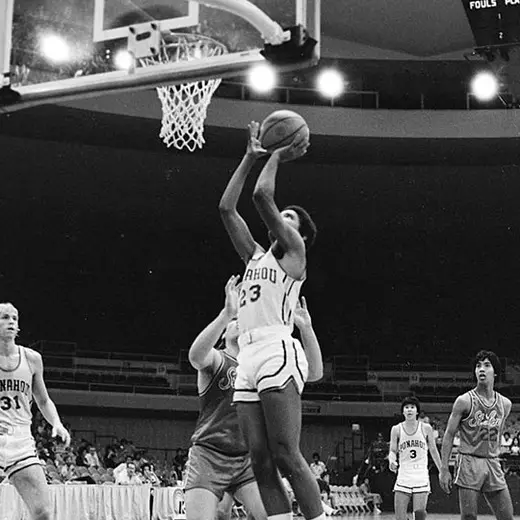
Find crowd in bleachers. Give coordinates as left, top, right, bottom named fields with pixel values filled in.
left=1, top=410, right=190, bottom=487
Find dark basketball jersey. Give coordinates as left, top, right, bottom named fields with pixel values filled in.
left=190, top=351, right=247, bottom=456
left=458, top=389, right=506, bottom=458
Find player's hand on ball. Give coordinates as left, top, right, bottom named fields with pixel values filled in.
left=439, top=468, right=452, bottom=494
left=246, top=121, right=268, bottom=159
left=294, top=296, right=312, bottom=330
left=224, top=275, right=240, bottom=319
left=52, top=423, right=71, bottom=447
left=274, top=135, right=310, bottom=163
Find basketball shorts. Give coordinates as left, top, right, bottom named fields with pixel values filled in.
left=184, top=444, right=255, bottom=500
left=0, top=423, right=40, bottom=478
left=454, top=453, right=507, bottom=492
left=234, top=327, right=309, bottom=403
left=394, top=468, right=430, bottom=494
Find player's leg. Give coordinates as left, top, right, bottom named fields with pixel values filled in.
left=394, top=491, right=411, bottom=520
left=411, top=491, right=429, bottom=520
left=236, top=401, right=291, bottom=518
left=484, top=488, right=514, bottom=520
left=260, top=380, right=323, bottom=520
left=9, top=464, right=51, bottom=520
left=185, top=488, right=220, bottom=520
left=217, top=492, right=235, bottom=520
left=234, top=480, right=268, bottom=520
left=458, top=488, right=480, bottom=520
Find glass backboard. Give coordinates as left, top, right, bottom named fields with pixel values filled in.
left=0, top=0, right=319, bottom=112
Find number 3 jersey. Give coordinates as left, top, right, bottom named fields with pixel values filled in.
left=0, top=346, right=33, bottom=428
left=238, top=246, right=304, bottom=335
left=458, top=390, right=507, bottom=458
left=396, top=421, right=429, bottom=486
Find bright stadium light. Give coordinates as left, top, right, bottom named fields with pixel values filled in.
left=40, top=34, right=71, bottom=63
left=316, top=68, right=345, bottom=98
left=114, top=49, right=135, bottom=71
left=471, top=71, right=499, bottom=101
left=248, top=63, right=277, bottom=93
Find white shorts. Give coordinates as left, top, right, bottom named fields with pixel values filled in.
left=234, top=326, right=309, bottom=403
left=394, top=471, right=430, bottom=494
left=0, top=423, right=40, bottom=478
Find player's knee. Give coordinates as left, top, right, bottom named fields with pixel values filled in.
left=272, top=446, right=304, bottom=476
left=250, top=449, right=277, bottom=480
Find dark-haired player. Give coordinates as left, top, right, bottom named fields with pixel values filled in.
left=440, top=350, right=513, bottom=520
left=389, top=396, right=441, bottom=520
left=185, top=276, right=323, bottom=520
left=219, top=122, right=324, bottom=520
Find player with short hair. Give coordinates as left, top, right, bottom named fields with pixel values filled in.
left=219, top=122, right=324, bottom=520
left=186, top=275, right=323, bottom=520
left=439, top=350, right=513, bottom=520
left=389, top=396, right=441, bottom=520
left=0, top=302, right=70, bottom=520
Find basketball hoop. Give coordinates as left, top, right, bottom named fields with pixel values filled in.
left=139, top=33, right=228, bottom=152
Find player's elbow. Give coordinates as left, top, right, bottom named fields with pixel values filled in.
left=307, top=367, right=323, bottom=382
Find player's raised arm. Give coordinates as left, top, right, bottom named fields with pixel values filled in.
left=29, top=349, right=71, bottom=447
left=439, top=394, right=469, bottom=493
left=219, top=122, right=267, bottom=263
left=189, top=275, right=239, bottom=370
left=252, top=136, right=309, bottom=258
left=294, top=296, right=323, bottom=382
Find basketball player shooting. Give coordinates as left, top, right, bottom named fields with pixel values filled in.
left=0, top=302, right=71, bottom=520
left=439, top=350, right=513, bottom=520
left=219, top=122, right=324, bottom=520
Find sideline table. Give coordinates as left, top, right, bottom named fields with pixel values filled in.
left=0, top=483, right=152, bottom=520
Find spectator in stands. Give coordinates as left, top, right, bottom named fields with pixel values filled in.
left=84, top=445, right=101, bottom=469
left=60, top=455, right=80, bottom=482
left=310, top=452, right=328, bottom=479
left=369, top=433, right=389, bottom=473
left=141, top=462, right=160, bottom=486
left=173, top=447, right=187, bottom=470
left=75, top=446, right=88, bottom=467
left=104, top=444, right=118, bottom=469
left=501, top=432, right=513, bottom=453
left=115, top=461, right=142, bottom=485
left=359, top=477, right=382, bottom=514
left=510, top=436, right=520, bottom=457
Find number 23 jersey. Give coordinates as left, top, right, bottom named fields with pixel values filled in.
left=238, top=246, right=304, bottom=334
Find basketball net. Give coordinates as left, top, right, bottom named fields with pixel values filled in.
left=139, top=33, right=228, bottom=152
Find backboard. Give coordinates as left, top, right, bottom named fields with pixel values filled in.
left=0, top=0, right=320, bottom=112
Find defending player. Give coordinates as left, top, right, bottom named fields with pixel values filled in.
left=389, top=396, right=442, bottom=520
left=439, top=350, right=513, bottom=520
left=0, top=302, right=71, bottom=520
left=185, top=275, right=323, bottom=520
left=219, top=122, right=324, bottom=520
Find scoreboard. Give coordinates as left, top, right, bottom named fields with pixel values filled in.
left=461, top=0, right=520, bottom=48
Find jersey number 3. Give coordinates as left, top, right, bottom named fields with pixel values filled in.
left=0, top=395, right=22, bottom=411
left=239, top=284, right=261, bottom=307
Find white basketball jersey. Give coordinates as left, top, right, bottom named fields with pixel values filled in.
left=397, top=421, right=429, bottom=485
left=238, top=247, right=304, bottom=334
left=0, top=346, right=33, bottom=428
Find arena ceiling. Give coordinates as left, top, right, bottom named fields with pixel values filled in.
left=322, top=0, right=475, bottom=58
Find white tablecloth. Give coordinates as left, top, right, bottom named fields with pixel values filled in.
left=0, top=484, right=152, bottom=520
left=151, top=487, right=185, bottom=520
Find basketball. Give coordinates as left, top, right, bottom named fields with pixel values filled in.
left=259, top=110, right=310, bottom=152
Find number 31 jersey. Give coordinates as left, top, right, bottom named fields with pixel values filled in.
left=238, top=246, right=304, bottom=334
left=0, top=346, right=33, bottom=428
left=458, top=390, right=507, bottom=458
